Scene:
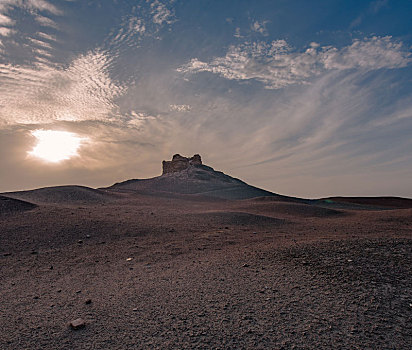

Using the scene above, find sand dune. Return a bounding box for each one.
[2,185,120,205]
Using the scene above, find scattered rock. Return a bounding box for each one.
[85,299,92,305]
[126,258,133,261]
[3,252,12,256]
[76,290,81,294]
[133,308,138,312]
[69,318,85,330]
[86,235,91,239]
[242,263,250,268]
[30,251,38,255]
[77,240,83,244]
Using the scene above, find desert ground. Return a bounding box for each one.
[1,168,412,349]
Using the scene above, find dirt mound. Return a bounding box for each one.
[0,195,37,214]
[3,186,119,205]
[323,196,412,209]
[108,164,276,200]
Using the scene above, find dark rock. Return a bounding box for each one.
[162,154,202,174]
[85,299,92,305]
[69,318,85,330]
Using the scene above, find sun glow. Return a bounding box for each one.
[28,130,87,163]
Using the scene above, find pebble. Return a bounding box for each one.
[242,263,250,268]
[69,318,85,330]
[85,299,92,305]
[3,252,12,256]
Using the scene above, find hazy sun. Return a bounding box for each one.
[29,130,87,163]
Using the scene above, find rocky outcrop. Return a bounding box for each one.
[162,154,202,175]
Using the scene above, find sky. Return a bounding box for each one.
[0,0,411,198]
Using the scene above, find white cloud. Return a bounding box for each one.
[0,50,126,125]
[0,26,14,36]
[37,31,57,42]
[251,20,269,36]
[26,0,62,15]
[35,14,58,28]
[178,36,411,89]
[0,13,14,25]
[169,104,191,112]
[127,111,156,127]
[150,0,174,25]
[29,37,53,49]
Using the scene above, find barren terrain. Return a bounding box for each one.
[1,166,411,349]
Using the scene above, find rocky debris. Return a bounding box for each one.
[162,154,202,174]
[69,318,85,330]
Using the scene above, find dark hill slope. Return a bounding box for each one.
[0,195,37,214]
[107,164,279,200]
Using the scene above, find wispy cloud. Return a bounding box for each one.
[0,26,14,36]
[169,104,191,112]
[34,14,58,28]
[150,0,174,25]
[251,20,269,36]
[0,50,125,125]
[178,37,411,89]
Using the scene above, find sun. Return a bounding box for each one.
[28,130,88,163]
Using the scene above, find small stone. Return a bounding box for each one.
[31,251,38,255]
[33,296,39,300]
[132,308,138,312]
[69,318,85,330]
[253,232,257,235]
[86,235,91,238]
[3,252,12,256]
[85,299,92,305]
[242,263,250,268]
[77,240,83,244]
[126,258,133,261]
[76,290,81,294]
[49,265,53,270]
[57,289,62,293]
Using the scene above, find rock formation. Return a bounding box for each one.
[162,154,202,175]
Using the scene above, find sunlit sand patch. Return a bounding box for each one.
[28,130,88,163]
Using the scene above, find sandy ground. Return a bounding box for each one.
[1,192,411,349]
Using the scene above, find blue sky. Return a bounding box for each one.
[0,0,411,197]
